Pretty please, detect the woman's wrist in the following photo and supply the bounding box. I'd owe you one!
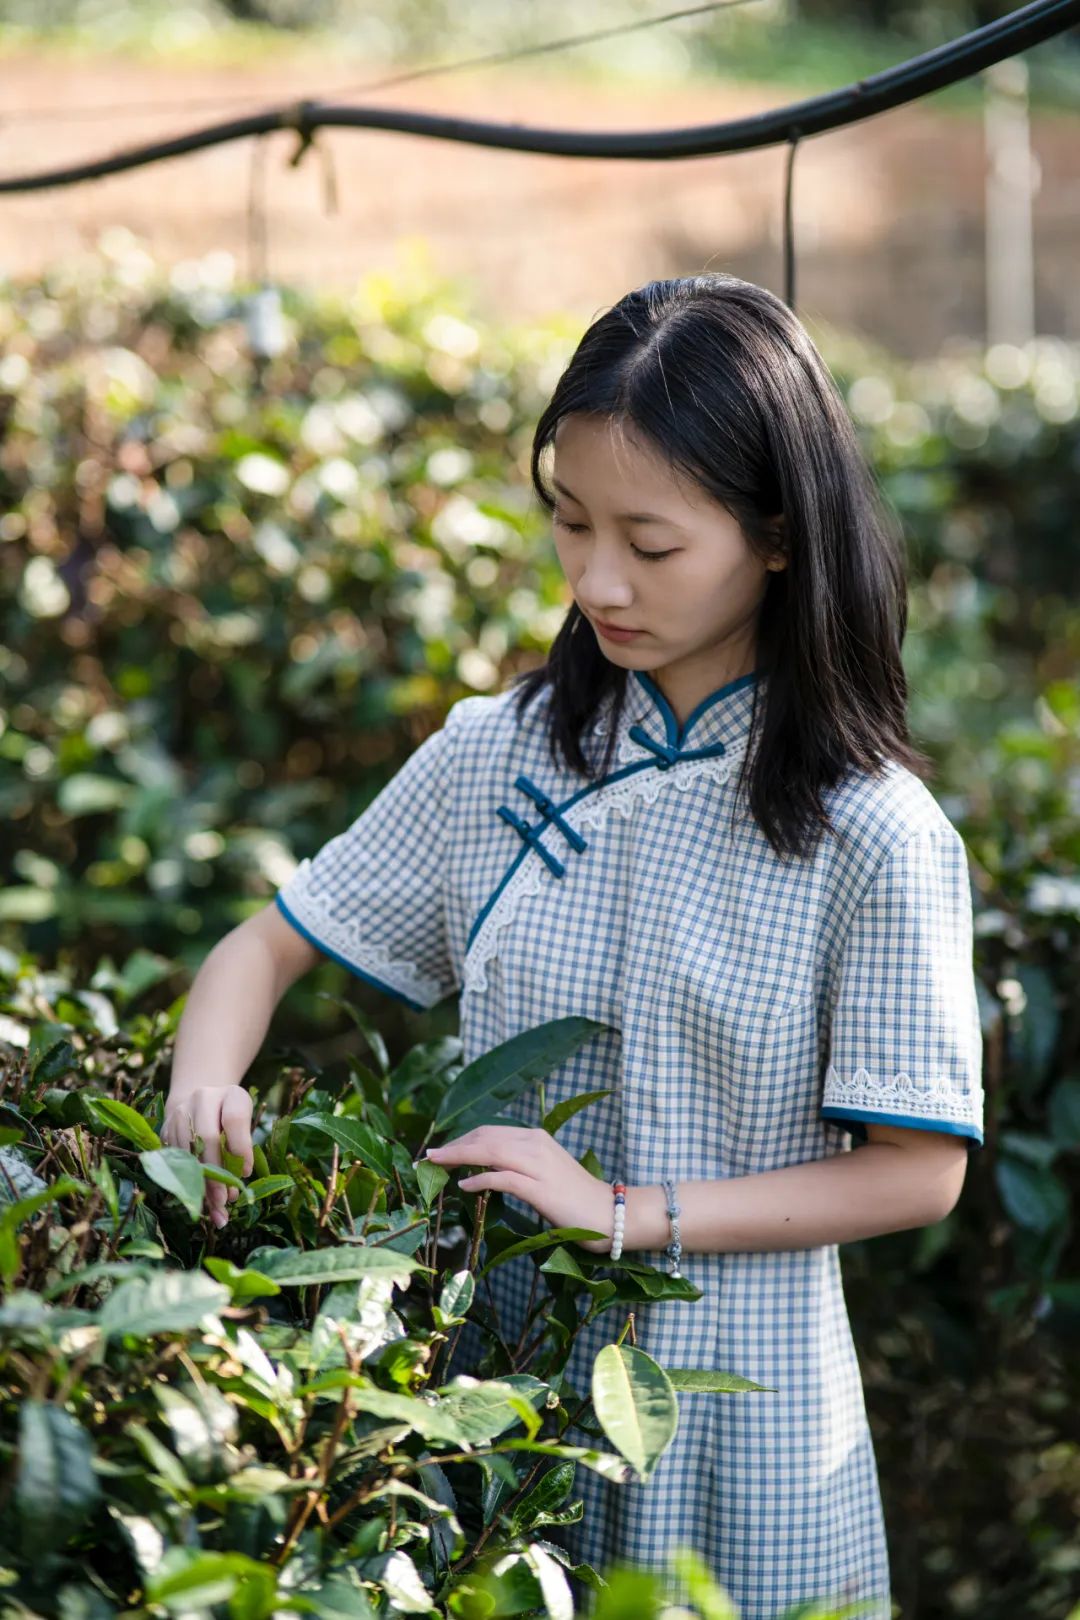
[166,1077,242,1104]
[622,1184,670,1251]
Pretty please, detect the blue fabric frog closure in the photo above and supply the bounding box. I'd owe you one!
[492,694,733,883]
[626,725,727,769]
[496,773,588,879]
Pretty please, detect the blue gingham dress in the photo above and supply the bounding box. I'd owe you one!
[275,670,985,1619]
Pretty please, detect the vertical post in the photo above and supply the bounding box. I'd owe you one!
[983,57,1039,347]
[783,132,801,313]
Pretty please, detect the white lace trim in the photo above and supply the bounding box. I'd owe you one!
[822,1064,983,1131]
[279,859,446,1009]
[615,723,671,766]
[462,742,748,997]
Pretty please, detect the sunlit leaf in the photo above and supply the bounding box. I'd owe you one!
[139,1147,206,1221]
[416,1157,450,1207]
[245,1243,422,1288]
[664,1368,777,1394]
[98,1270,229,1339]
[591,1344,678,1480]
[85,1097,161,1152]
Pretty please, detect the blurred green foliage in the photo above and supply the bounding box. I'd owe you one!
[0,1,1077,113]
[0,237,1079,1615]
[0,239,576,983]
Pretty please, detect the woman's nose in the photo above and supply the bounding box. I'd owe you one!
[577,562,632,601]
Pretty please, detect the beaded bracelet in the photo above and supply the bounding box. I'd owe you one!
[662,1176,682,1278]
[609,1179,627,1261]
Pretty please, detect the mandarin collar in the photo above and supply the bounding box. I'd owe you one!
[589,668,764,763]
[631,668,762,753]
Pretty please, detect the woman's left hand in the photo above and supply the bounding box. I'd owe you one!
[422,1126,615,1255]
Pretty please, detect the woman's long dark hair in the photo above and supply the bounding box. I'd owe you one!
[507,272,931,862]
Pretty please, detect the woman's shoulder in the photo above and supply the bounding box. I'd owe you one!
[446,677,552,745]
[822,756,967,869]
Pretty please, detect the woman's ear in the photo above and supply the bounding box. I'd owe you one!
[765,513,787,570]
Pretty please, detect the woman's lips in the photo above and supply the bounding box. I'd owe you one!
[594,619,644,641]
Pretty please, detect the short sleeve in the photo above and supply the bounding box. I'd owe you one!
[821,826,985,1152]
[274,706,463,1011]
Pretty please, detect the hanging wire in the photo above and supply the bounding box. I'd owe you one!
[284,100,340,215]
[244,132,288,363]
[0,0,1075,193]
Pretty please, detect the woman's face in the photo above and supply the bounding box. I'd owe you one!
[550,413,786,723]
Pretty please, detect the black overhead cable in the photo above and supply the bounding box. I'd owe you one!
[1,0,1074,191]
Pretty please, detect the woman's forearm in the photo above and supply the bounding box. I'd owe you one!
[623,1142,958,1255]
[167,926,284,1099]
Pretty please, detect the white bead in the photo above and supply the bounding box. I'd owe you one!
[610,1193,626,1261]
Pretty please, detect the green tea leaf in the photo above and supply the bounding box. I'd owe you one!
[245,1243,423,1287]
[509,1461,577,1534]
[0,1175,89,1282]
[139,1147,206,1221]
[204,1257,282,1304]
[98,1270,229,1339]
[85,1097,161,1151]
[41,1260,153,1301]
[434,1378,528,1445]
[542,1090,614,1136]
[245,1174,295,1201]
[370,1549,434,1614]
[538,1246,589,1282]
[668,1546,740,1619]
[297,1378,467,1445]
[416,1158,450,1208]
[479,1228,607,1277]
[591,1344,678,1480]
[115,949,176,1009]
[146,1550,274,1612]
[433,1017,610,1134]
[996,1157,1070,1234]
[16,1403,101,1557]
[28,1031,77,1086]
[523,1542,574,1620]
[664,1368,777,1394]
[294,1113,394,1181]
[497,1437,638,1483]
[438,1270,474,1320]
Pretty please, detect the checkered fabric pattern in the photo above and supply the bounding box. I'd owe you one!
[275,718,462,1012]
[275,669,985,1619]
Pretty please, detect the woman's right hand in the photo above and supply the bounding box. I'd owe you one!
[160,1084,255,1229]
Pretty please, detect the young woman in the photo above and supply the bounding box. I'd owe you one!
[163,273,985,1619]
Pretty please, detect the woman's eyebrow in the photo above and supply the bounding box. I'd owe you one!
[552,477,681,527]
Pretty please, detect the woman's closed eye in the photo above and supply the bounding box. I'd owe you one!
[553,515,675,562]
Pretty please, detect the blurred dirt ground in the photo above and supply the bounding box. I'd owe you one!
[0,47,1077,353]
